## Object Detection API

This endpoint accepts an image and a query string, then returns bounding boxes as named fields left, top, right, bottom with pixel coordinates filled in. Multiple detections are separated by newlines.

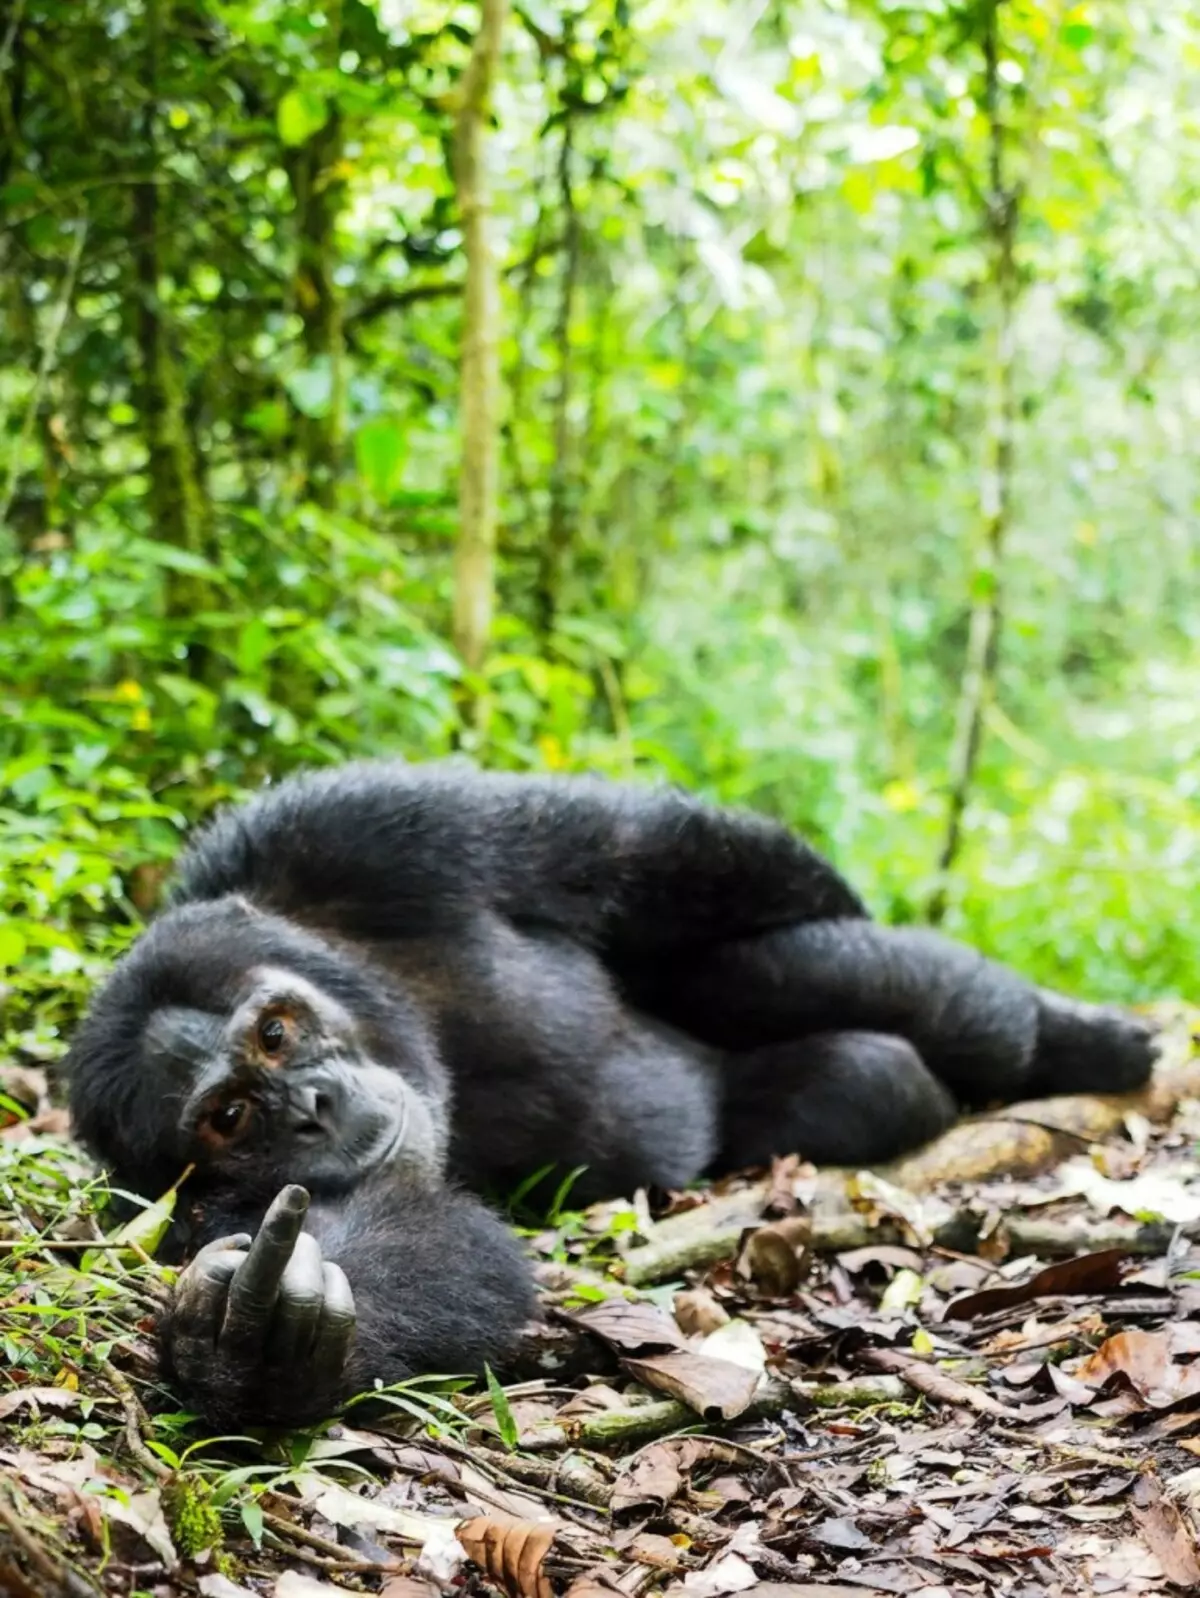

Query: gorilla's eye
left=258, top=1015, right=287, bottom=1055
left=207, top=1099, right=251, bottom=1139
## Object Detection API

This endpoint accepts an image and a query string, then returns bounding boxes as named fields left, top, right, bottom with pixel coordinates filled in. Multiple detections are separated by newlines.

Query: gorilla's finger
left=170, top=1248, right=249, bottom=1376
left=193, top=1233, right=253, bottom=1258
left=176, top=1246, right=249, bottom=1313
left=310, top=1261, right=356, bottom=1380
left=223, top=1185, right=311, bottom=1338
left=265, top=1233, right=325, bottom=1367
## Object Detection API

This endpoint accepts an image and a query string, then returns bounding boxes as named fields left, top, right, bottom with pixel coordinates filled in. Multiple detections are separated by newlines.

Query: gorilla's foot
left=1032, top=990, right=1159, bottom=1097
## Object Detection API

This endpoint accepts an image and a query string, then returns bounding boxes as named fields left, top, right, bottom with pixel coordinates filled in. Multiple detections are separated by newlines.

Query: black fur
left=66, top=760, right=1157, bottom=1426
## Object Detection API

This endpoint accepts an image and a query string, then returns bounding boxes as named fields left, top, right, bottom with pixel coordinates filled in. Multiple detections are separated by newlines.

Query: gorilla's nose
left=292, top=1082, right=339, bottom=1138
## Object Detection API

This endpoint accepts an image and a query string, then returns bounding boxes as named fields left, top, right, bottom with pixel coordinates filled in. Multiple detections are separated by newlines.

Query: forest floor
left=3, top=1008, right=1200, bottom=1598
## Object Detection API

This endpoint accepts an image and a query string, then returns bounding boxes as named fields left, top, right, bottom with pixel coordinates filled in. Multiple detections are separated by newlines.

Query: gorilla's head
left=66, top=897, right=449, bottom=1206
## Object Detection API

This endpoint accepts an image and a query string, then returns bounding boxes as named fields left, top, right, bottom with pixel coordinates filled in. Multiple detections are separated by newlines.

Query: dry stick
left=261, top=1525, right=398, bottom=1574
left=438, top=1436, right=610, bottom=1514
left=99, top=1358, right=169, bottom=1481
left=261, top=1511, right=403, bottom=1571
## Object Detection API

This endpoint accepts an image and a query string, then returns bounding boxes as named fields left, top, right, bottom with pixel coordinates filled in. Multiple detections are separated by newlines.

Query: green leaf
left=241, top=1501, right=265, bottom=1549
left=355, top=417, right=408, bottom=500
left=278, top=88, right=329, bottom=148
left=484, top=1363, right=519, bottom=1450
left=236, top=618, right=275, bottom=677
left=125, top=538, right=225, bottom=581
left=0, top=925, right=27, bottom=969
left=81, top=1172, right=187, bottom=1271
left=284, top=361, right=335, bottom=418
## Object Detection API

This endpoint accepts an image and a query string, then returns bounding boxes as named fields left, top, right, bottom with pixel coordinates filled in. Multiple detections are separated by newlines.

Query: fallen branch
left=621, top=1200, right=1182, bottom=1287
left=517, top=1376, right=907, bottom=1452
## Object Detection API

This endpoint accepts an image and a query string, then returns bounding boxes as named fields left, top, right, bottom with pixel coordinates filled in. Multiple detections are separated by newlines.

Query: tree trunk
left=132, top=0, right=211, bottom=632
left=535, top=107, right=580, bottom=638
left=452, top=0, right=510, bottom=724
left=927, top=0, right=1019, bottom=924
left=285, top=108, right=346, bottom=507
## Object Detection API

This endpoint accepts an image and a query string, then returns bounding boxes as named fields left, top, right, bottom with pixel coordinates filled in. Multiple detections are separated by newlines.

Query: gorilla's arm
left=168, top=761, right=867, bottom=952
left=162, top=1183, right=536, bottom=1430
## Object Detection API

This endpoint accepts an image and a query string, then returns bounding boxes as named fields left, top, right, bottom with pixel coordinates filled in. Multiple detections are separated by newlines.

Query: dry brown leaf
left=764, top=1152, right=814, bottom=1216
left=562, top=1298, right=684, bottom=1355
left=1074, top=1328, right=1200, bottom=1408
left=836, top=1244, right=925, bottom=1276
left=0, top=1386, right=83, bottom=1420
left=944, top=1246, right=1131, bottom=1321
left=611, top=1442, right=685, bottom=1512
left=673, top=1287, right=731, bottom=1337
left=562, top=1573, right=626, bottom=1597
left=737, top=1213, right=813, bottom=1296
left=1131, top=1474, right=1200, bottom=1587
left=859, top=1347, right=1013, bottom=1417
left=611, top=1437, right=714, bottom=1513
left=623, top=1350, right=760, bottom=1419
left=456, top=1515, right=557, bottom=1598
left=556, top=1383, right=626, bottom=1417
left=628, top=1532, right=685, bottom=1569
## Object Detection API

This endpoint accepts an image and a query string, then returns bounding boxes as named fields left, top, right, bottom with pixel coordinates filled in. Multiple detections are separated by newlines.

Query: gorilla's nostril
left=293, top=1085, right=336, bottom=1137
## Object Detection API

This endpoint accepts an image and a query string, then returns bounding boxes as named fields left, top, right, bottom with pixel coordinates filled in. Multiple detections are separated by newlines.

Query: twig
left=98, top=1359, right=169, bottom=1481
left=437, top=1436, right=609, bottom=1514
left=0, top=1238, right=156, bottom=1251
left=261, top=1523, right=397, bottom=1573
left=262, top=1509, right=404, bottom=1568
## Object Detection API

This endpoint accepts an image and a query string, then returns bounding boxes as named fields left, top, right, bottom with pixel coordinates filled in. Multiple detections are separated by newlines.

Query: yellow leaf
left=114, top=679, right=143, bottom=702
left=537, top=735, right=566, bottom=770
left=882, top=779, right=920, bottom=813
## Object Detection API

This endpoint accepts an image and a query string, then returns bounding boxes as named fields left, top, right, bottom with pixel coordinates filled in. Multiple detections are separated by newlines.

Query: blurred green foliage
left=3, top=0, right=1200, bottom=1061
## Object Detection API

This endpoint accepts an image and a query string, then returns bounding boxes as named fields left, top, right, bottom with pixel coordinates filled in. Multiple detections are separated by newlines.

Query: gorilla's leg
left=655, top=921, right=1156, bottom=1105
left=719, top=1031, right=957, bottom=1169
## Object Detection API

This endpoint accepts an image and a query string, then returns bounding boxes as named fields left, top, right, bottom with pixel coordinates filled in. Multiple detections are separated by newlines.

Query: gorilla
left=66, top=761, right=1156, bottom=1428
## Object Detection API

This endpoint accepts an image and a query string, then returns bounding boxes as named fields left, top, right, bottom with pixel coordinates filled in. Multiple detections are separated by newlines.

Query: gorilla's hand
left=164, top=1185, right=356, bottom=1428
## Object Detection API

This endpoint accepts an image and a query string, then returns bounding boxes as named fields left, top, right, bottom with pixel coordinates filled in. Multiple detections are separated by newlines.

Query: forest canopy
left=1, top=0, right=1198, bottom=1060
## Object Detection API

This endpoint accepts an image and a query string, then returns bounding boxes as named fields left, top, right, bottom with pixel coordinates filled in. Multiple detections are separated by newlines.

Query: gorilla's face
left=147, top=965, right=436, bottom=1194
left=67, top=897, right=450, bottom=1203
